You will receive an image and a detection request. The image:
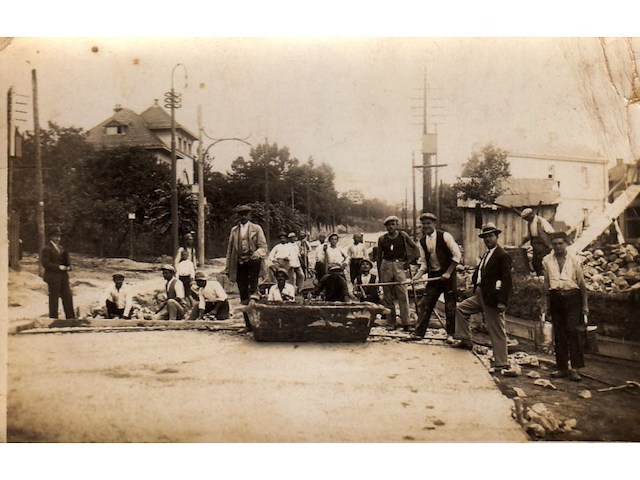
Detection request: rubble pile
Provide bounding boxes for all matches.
[580,244,640,293]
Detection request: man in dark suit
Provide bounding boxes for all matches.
[40,226,75,319]
[453,222,513,371]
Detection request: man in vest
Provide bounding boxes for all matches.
[520,208,554,276]
[155,264,187,320]
[376,215,419,331]
[225,204,268,333]
[410,212,462,340]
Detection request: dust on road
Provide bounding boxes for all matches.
[7,330,526,442]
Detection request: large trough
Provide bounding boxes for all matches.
[245,299,388,342]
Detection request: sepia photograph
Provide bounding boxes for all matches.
[1,14,639,465]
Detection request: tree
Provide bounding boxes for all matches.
[454,144,511,204]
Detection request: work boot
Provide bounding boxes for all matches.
[551,369,570,378]
[451,339,473,350]
[569,370,582,382]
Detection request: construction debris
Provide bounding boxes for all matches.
[597,381,640,394]
[580,244,640,294]
[578,390,592,399]
[533,378,557,390]
[513,387,527,397]
[527,371,542,379]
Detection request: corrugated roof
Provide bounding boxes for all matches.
[87,107,168,150]
[139,104,198,140]
[496,178,560,207]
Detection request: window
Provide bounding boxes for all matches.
[581,166,589,186]
[106,125,126,135]
[547,164,555,179]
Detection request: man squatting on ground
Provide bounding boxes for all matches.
[542,231,589,382]
[267,268,297,302]
[155,264,188,320]
[376,215,419,331]
[520,207,554,276]
[40,226,75,320]
[453,223,514,373]
[411,212,461,340]
[315,263,351,302]
[225,204,268,333]
[104,273,133,319]
[188,271,230,320]
[353,258,381,304]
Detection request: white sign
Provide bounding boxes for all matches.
[128,213,136,220]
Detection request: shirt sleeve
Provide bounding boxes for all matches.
[443,232,462,264]
[198,288,205,310]
[212,281,228,301]
[541,217,555,234]
[414,243,428,278]
[175,279,185,299]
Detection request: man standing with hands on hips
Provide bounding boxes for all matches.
[225,204,268,333]
[411,212,461,341]
[453,223,514,373]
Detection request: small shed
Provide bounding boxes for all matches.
[458,178,560,266]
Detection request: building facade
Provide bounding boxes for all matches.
[87,101,197,185]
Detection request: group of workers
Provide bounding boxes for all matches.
[40,201,588,380]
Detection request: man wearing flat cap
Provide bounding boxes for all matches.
[376,215,419,331]
[225,204,268,332]
[188,272,230,320]
[520,208,554,276]
[453,223,514,374]
[411,212,462,340]
[40,226,75,319]
[155,264,188,320]
[104,273,133,319]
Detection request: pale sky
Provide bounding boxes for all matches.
[1,37,634,204]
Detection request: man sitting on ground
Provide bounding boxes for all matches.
[353,258,381,304]
[315,264,351,302]
[155,264,188,320]
[188,271,230,320]
[267,268,297,302]
[104,272,133,319]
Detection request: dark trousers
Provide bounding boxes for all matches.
[349,259,363,283]
[106,300,125,319]
[179,275,193,306]
[550,290,585,370]
[190,300,230,320]
[46,275,75,319]
[531,239,551,276]
[414,273,456,337]
[237,259,262,330]
[315,261,326,280]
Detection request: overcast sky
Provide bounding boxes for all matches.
[1,37,632,204]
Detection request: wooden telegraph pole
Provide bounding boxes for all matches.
[197,105,205,267]
[32,69,45,274]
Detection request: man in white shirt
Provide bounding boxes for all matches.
[268,232,292,280]
[542,232,589,381]
[104,273,133,319]
[297,232,312,277]
[267,268,297,302]
[323,233,348,271]
[154,264,187,320]
[175,232,197,270]
[176,249,196,307]
[347,233,369,283]
[313,234,327,280]
[520,208,554,276]
[411,212,462,339]
[188,271,230,320]
[287,232,305,290]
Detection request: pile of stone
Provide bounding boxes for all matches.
[512,400,579,438]
[580,244,640,293]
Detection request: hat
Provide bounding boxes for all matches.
[194,271,207,280]
[520,208,533,218]
[328,263,342,272]
[112,273,125,280]
[550,231,568,241]
[478,223,502,237]
[353,233,363,238]
[49,226,62,237]
[383,215,400,225]
[275,268,289,279]
[328,233,339,240]
[287,232,297,238]
[160,264,176,273]
[419,212,437,222]
[360,258,373,268]
[234,205,252,213]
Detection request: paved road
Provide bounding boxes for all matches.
[8,331,526,442]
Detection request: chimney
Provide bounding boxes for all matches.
[154,99,159,106]
[616,158,624,166]
[114,104,122,112]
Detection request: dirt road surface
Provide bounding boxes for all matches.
[7,330,526,442]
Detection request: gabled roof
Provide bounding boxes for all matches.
[139,103,198,140]
[87,107,168,150]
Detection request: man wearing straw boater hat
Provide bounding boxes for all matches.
[225,204,268,333]
[541,231,589,381]
[411,212,461,340]
[453,222,514,373]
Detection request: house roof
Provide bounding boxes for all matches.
[139,103,198,140]
[459,177,561,209]
[86,107,168,151]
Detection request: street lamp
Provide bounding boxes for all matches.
[164,63,188,257]
[195,135,252,266]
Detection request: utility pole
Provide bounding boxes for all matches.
[306,180,311,234]
[264,138,270,245]
[422,65,432,213]
[197,105,205,267]
[32,70,45,275]
[412,152,417,240]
